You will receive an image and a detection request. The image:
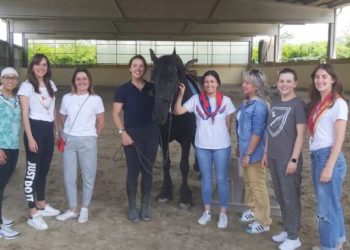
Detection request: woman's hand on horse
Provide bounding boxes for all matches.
[178,83,186,96]
[121,132,134,146]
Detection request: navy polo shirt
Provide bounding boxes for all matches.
[114,80,155,128]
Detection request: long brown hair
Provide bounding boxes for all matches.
[27,54,54,98]
[307,64,343,115]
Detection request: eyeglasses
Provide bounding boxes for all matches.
[250,69,262,76]
[2,76,18,81]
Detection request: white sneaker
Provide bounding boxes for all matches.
[27,213,48,230]
[38,204,60,217]
[197,210,211,225]
[239,209,255,222]
[0,224,20,240]
[272,231,288,242]
[246,220,270,234]
[248,221,256,228]
[78,208,88,223]
[278,238,301,250]
[56,210,78,221]
[217,213,228,229]
[2,217,14,226]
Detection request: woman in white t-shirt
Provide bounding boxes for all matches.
[56,69,105,224]
[307,64,348,250]
[18,54,60,231]
[174,70,235,229]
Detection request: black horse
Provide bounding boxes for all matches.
[150,49,200,209]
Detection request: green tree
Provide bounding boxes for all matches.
[281,41,327,61]
[252,47,258,63]
[28,42,96,65]
[280,31,294,44]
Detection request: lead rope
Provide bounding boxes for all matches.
[159,76,179,171]
[114,71,180,177]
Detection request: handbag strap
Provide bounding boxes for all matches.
[66,95,90,135]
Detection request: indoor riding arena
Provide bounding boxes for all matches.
[1,1,350,249]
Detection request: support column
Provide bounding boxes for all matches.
[7,19,14,67]
[274,25,281,63]
[327,9,336,59]
[22,33,28,67]
[248,38,253,64]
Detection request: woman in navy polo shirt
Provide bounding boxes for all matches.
[113,55,158,223]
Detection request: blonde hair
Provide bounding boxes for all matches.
[242,69,271,102]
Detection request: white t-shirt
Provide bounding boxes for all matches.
[309,98,348,151]
[60,93,105,137]
[183,94,235,149]
[18,80,57,122]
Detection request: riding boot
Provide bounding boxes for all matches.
[140,177,152,221]
[140,193,150,221]
[126,183,139,223]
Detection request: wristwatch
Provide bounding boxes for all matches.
[118,128,125,134]
[290,158,297,163]
[245,151,252,157]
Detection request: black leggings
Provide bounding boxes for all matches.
[0,149,19,225]
[23,119,54,209]
[123,125,159,193]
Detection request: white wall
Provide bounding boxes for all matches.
[15,60,350,90]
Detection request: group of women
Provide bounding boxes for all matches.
[113,55,348,250]
[0,54,105,237]
[0,53,348,250]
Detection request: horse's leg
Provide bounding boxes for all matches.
[157,142,173,202]
[178,140,193,209]
[192,143,200,179]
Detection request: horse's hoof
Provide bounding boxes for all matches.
[158,197,170,203]
[178,203,191,211]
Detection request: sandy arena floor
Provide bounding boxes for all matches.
[1,86,349,250]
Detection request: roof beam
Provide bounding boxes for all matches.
[302,0,333,6]
[24,32,253,41]
[278,0,300,3]
[327,0,350,7]
[213,0,335,23]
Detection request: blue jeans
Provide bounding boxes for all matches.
[195,146,231,207]
[310,147,347,250]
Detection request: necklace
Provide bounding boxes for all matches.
[0,91,19,109]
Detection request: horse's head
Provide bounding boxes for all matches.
[150,49,186,125]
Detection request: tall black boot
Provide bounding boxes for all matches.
[140,177,152,221]
[126,183,139,223]
[140,192,150,221]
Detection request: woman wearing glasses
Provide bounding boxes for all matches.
[0,67,21,239]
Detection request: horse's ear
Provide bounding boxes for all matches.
[171,48,178,63]
[150,49,158,64]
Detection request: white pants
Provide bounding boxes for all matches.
[62,136,97,208]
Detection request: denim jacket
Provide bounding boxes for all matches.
[236,97,268,164]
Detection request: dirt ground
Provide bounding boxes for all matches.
[1,86,350,250]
